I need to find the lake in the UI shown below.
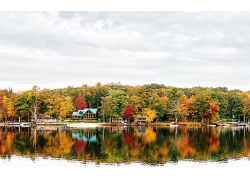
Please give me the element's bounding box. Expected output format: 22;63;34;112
1;125;250;179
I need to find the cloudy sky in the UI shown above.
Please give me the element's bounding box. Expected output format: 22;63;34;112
1;11;250;92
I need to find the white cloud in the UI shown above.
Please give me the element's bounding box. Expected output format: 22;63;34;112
1;11;250;91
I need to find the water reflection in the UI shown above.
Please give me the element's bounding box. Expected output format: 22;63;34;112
0;125;250;166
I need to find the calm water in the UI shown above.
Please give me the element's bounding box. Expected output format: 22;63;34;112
1;125;250;179
1;125;250;167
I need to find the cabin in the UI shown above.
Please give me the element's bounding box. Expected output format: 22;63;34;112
72;108;98;121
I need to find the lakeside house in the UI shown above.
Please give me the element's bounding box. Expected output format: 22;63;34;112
135;114;147;123
72;108;98;121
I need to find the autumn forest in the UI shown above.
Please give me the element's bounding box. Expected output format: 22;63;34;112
0;82;250;124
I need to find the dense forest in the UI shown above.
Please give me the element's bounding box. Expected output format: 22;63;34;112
0;82;249;124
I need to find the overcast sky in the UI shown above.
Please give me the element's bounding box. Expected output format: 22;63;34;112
1;11;250;92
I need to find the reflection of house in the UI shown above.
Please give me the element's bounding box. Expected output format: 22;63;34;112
110;126;128;133
72;108;98;120
72;132;97;142
36;114;56;122
135;126;146;136
32;126;58;135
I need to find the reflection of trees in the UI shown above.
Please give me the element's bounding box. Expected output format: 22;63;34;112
100;130;128;163
13;131;35;157
142;128;157;143
44;131;74;158
74;139;87;158
0;131;14;157
1;127;250;165
143;131;168;164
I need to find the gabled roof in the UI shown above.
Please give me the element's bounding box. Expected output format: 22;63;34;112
72;108;98;116
78;108;97;115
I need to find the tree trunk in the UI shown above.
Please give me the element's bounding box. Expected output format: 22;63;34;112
34;104;37;122
88;101;92;108
175;112;178;124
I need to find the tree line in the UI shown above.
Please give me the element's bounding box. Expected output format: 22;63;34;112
0;82;249;124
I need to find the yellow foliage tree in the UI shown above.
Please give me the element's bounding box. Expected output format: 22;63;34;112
2;95;16;120
46;94;74;119
59;96;75;119
142;108;157;122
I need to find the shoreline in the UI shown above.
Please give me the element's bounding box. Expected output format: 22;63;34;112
0;121;248;128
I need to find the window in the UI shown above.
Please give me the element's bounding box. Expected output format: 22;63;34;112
84;111;96;119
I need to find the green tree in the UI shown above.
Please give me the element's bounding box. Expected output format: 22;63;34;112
14;91;32;121
209;90;229;119
191;92;211;124
101;90;128;122
241;92;250;122
148;93;166;120
166;87;185;123
228;90;243;120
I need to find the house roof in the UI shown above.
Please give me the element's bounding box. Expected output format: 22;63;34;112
72;108;98;117
79;108;97;115
72;112;81;116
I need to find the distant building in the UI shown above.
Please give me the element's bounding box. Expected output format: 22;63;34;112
135;114;146;122
72;108;98;120
112;117;124;123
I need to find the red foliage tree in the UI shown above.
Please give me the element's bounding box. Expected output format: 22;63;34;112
212;105;218;111
204;110;210;115
123;105;133;118
75;92;88;111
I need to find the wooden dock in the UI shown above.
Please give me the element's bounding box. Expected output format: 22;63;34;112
0;122;66;127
